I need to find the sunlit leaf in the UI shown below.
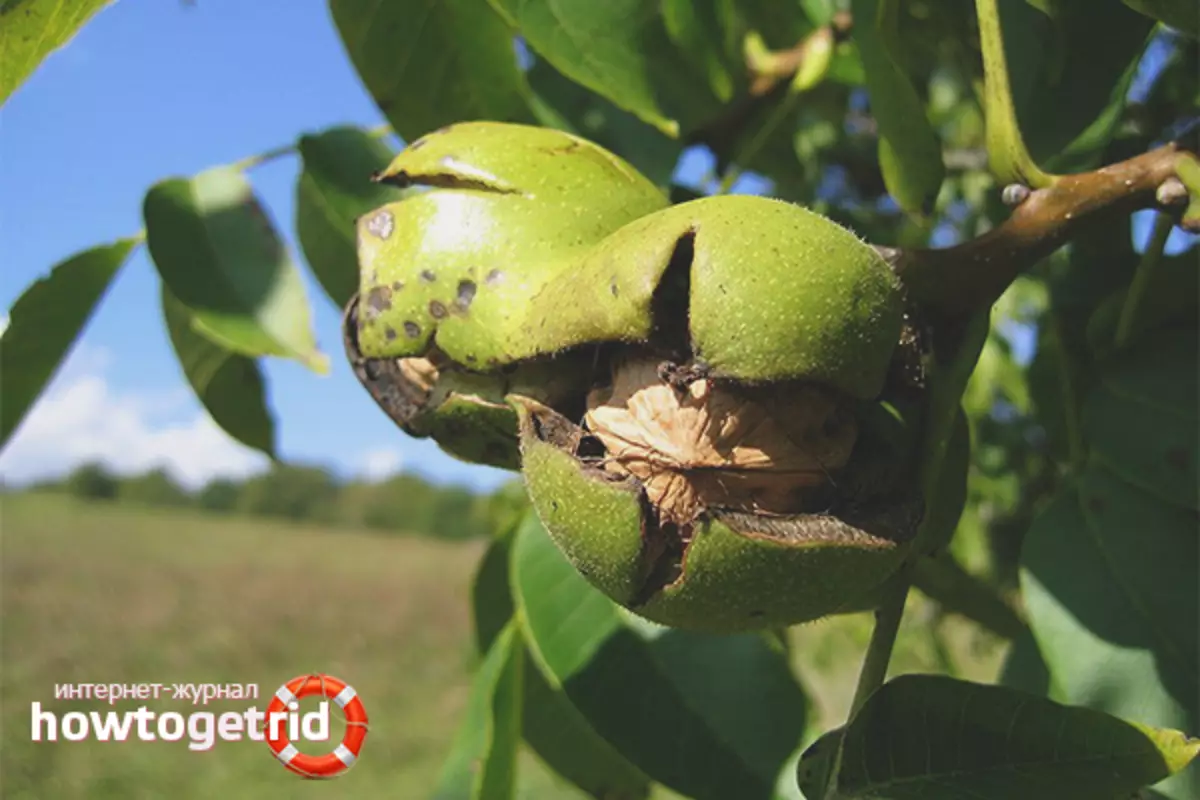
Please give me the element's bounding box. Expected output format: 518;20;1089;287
143;167;326;371
511;511;807;800
433;623;523;800
0;0;113;105
0;238;137;449
527;60;681;187
850;0;945;215
488;0;692;136
472;532;652;800
329;0;530;141
160;284;275;458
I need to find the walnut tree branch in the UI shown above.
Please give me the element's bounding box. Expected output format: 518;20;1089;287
887;139;1198;317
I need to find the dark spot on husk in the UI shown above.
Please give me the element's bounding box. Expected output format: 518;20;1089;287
610;280;619;297
391;281;404;291
408;137;428;151
429;300;448;318
365;209;394;239
485;269;503;286
403;321;421;338
455;280;477;311
420;270;437;283
384;327;397;341
466;354;477;362
364;285;393;317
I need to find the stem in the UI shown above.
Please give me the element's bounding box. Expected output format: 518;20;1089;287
229;142;296;172
1114;211;1173;348
228;123;395;173
893;140;1194;317
975;0;1055;188
823;566;913;797
848;568;911;718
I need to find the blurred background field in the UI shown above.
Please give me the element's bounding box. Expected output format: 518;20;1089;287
1;489;1008;799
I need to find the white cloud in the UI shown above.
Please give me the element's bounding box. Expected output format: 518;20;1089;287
0;345;268;490
357;447;403;483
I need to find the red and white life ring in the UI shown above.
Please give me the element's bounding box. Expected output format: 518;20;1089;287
265;674;368;779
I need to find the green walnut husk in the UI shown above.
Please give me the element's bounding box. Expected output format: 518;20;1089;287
346;121;669;467
348;121;929;631
354;121;669;366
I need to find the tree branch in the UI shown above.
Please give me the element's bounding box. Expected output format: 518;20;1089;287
889;140;1198;317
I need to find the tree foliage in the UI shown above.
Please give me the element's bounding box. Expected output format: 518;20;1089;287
2;1;1198;798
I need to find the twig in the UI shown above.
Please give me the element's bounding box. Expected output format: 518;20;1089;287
889;140;1197;317
823;564;913;797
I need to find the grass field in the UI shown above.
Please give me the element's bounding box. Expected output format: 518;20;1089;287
1;494;1007;799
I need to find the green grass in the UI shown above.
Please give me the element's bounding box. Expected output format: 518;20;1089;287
1;494;1008;799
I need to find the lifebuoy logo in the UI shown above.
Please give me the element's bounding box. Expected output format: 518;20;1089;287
265;674;369;779
30;673;369;779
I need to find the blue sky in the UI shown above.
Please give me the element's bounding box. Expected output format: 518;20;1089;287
0;3;1191;492
0;1;521;490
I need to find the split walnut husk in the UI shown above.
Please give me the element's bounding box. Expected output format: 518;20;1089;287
515;355;925;633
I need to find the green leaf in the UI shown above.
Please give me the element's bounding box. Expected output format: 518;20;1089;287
160;284;275;458
472;532;652;800
0;238;136;449
1083;332;1197;510
795;727;840;800
143;167;326;372
799;674;1200;799
511;511;807;800
999;628;1065;702
1087;253;1198;356
912;552;1027;641
1122;0;1199;38
433;623;523;800
998;0;1154;172
976;0;1055;186
527;59;682;187
488;0;687;136
1022;464;1198;799
850;0;945;215
328;0;530;142
0;0;113;105
295;126;406;308
661;0;736;102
